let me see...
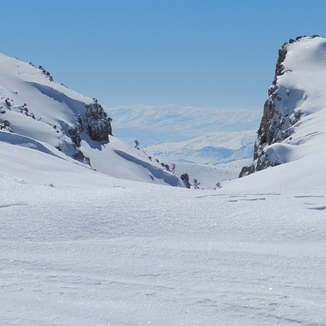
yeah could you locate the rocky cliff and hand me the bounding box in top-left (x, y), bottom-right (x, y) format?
top-left (239, 35), bottom-right (320, 177)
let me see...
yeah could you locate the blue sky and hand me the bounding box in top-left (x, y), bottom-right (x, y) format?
top-left (2, 1), bottom-right (326, 110)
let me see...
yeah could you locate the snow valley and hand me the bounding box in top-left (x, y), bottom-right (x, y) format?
top-left (1, 36), bottom-right (326, 325)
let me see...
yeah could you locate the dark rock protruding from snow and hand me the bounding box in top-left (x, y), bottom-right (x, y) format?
top-left (84, 98), bottom-right (112, 142)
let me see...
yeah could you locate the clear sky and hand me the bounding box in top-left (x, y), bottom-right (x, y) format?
top-left (2, 0), bottom-right (326, 110)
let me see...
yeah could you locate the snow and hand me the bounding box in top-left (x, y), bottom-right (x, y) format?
top-left (143, 130), bottom-right (257, 165)
top-left (1, 152), bottom-right (326, 325)
top-left (1, 37), bottom-right (326, 325)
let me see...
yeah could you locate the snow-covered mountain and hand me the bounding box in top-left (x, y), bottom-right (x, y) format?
top-left (2, 37), bottom-right (326, 326)
top-left (0, 53), bottom-right (182, 187)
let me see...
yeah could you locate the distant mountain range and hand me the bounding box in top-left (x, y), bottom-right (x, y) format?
top-left (108, 105), bottom-right (261, 165)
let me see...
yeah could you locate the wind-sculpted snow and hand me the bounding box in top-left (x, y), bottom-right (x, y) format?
top-left (29, 82), bottom-right (87, 118)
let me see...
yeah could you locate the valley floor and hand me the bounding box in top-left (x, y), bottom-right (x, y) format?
top-left (1, 177), bottom-right (326, 325)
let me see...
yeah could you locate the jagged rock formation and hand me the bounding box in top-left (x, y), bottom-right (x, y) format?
top-left (68, 98), bottom-right (113, 146)
top-left (239, 35), bottom-right (319, 178)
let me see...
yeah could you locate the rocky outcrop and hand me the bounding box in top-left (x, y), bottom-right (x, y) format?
top-left (68, 98), bottom-right (113, 148)
top-left (59, 97), bottom-right (113, 166)
top-left (82, 98), bottom-right (112, 142)
top-left (69, 125), bottom-right (81, 148)
top-left (66, 98), bottom-right (113, 165)
top-left (239, 35), bottom-right (319, 178)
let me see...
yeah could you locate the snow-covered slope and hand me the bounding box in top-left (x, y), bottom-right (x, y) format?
top-left (0, 54), bottom-right (182, 186)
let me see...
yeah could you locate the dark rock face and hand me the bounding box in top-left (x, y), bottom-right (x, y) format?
top-left (239, 35), bottom-right (319, 178)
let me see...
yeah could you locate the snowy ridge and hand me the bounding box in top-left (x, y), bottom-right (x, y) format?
top-left (143, 131), bottom-right (256, 189)
top-left (0, 53), bottom-right (182, 186)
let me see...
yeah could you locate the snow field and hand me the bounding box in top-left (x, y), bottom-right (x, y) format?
top-left (1, 173), bottom-right (326, 325)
